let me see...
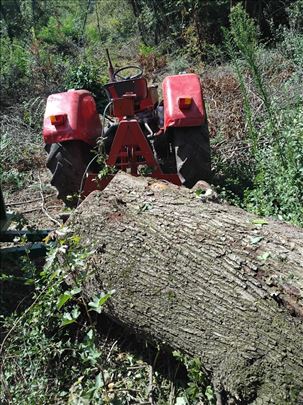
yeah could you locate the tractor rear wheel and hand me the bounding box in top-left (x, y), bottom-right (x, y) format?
top-left (46, 141), bottom-right (94, 207)
top-left (172, 124), bottom-right (211, 188)
top-left (102, 124), bottom-right (118, 155)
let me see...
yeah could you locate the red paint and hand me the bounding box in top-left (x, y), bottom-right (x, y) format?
top-left (162, 74), bottom-right (206, 129)
top-left (112, 93), bottom-right (136, 117)
top-left (104, 78), bottom-right (148, 106)
top-left (82, 119), bottom-right (181, 198)
top-left (43, 90), bottom-right (102, 145)
top-left (43, 76), bottom-right (202, 203)
top-left (107, 120), bottom-right (157, 170)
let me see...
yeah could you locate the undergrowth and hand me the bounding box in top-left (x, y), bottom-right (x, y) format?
top-left (0, 229), bottom-right (215, 404)
top-left (215, 3), bottom-right (303, 227)
top-left (1, 2), bottom-right (302, 404)
top-left (0, 99), bottom-right (45, 191)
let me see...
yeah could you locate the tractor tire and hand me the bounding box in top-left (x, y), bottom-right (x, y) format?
top-left (102, 125), bottom-right (118, 155)
top-left (46, 141), bottom-right (94, 207)
top-left (172, 124), bottom-right (211, 188)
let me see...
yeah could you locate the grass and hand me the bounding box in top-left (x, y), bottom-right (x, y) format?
top-left (212, 3), bottom-right (303, 227)
top-left (0, 101), bottom-right (45, 192)
top-left (0, 230), bottom-right (214, 405)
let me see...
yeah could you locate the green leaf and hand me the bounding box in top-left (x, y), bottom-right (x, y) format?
top-left (57, 287), bottom-right (81, 310)
top-left (70, 287), bottom-right (82, 295)
top-left (175, 397), bottom-right (188, 405)
top-left (138, 203), bottom-right (153, 213)
top-left (71, 306), bottom-right (80, 319)
top-left (195, 188), bottom-right (206, 197)
top-left (70, 235), bottom-right (81, 245)
top-left (60, 313), bottom-right (76, 327)
top-left (257, 252), bottom-right (271, 261)
top-left (88, 290), bottom-right (115, 313)
top-left (205, 385), bottom-right (214, 401)
top-left (98, 292), bottom-right (112, 307)
top-left (24, 278), bottom-right (35, 285)
top-left (251, 218), bottom-right (268, 225)
top-left (95, 372), bottom-right (104, 389)
top-left (87, 329), bottom-right (94, 340)
top-left (57, 293), bottom-right (72, 310)
top-left (61, 318), bottom-right (76, 327)
top-left (60, 306), bottom-right (80, 327)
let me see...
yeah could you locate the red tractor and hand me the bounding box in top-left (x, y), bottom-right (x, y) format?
top-left (43, 52), bottom-right (211, 207)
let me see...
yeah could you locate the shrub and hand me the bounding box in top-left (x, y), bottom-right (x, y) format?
top-left (223, 4), bottom-right (303, 226)
top-left (278, 0), bottom-right (303, 69)
top-left (64, 57), bottom-right (108, 112)
top-left (37, 14), bottom-right (82, 49)
top-left (244, 105), bottom-right (303, 225)
top-left (0, 35), bottom-right (32, 104)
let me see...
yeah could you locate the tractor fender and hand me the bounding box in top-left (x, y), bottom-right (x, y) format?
top-left (162, 74), bottom-right (206, 130)
top-left (43, 90), bottom-right (102, 146)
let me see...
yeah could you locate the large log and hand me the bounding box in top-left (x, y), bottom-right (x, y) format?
top-left (69, 172), bottom-right (303, 404)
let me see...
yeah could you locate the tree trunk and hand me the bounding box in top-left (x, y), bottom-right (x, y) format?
top-left (69, 172), bottom-right (303, 404)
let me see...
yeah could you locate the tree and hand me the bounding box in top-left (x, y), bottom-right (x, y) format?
top-left (127, 0), bottom-right (295, 57)
top-left (69, 172), bottom-right (303, 404)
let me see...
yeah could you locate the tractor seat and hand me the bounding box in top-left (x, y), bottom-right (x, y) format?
top-left (103, 77), bottom-right (148, 102)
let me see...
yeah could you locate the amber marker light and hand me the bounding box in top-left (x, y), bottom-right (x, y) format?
top-left (50, 114), bottom-right (67, 126)
top-left (178, 97), bottom-right (192, 109)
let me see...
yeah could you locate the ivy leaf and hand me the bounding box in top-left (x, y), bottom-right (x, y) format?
top-left (88, 290), bottom-right (115, 314)
top-left (95, 372), bottom-right (104, 389)
top-left (57, 287), bottom-right (81, 310)
top-left (205, 385), bottom-right (214, 401)
top-left (60, 306), bottom-right (80, 327)
top-left (60, 312), bottom-right (76, 327)
top-left (195, 188), bottom-right (206, 197)
top-left (71, 306), bottom-right (80, 319)
top-left (172, 350), bottom-right (184, 362)
top-left (70, 235), bottom-right (81, 245)
top-left (138, 203), bottom-right (153, 213)
top-left (70, 287), bottom-right (82, 295)
top-left (251, 218), bottom-right (268, 225)
top-left (86, 329), bottom-right (94, 340)
top-left (57, 292), bottom-right (72, 310)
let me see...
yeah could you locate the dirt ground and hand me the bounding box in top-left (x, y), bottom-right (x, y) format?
top-left (3, 168), bottom-right (64, 231)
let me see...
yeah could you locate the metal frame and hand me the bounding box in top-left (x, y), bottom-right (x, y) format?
top-left (82, 93), bottom-right (181, 197)
top-left (0, 187), bottom-right (52, 258)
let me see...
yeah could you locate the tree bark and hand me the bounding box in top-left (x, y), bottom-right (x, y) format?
top-left (69, 172), bottom-right (303, 404)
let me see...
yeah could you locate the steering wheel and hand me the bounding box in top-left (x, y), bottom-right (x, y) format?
top-left (113, 65), bottom-right (143, 81)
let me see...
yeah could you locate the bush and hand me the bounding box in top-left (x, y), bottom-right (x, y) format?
top-left (244, 105), bottom-right (303, 225)
top-left (0, 100), bottom-right (45, 191)
top-left (0, 36), bottom-right (32, 104)
top-left (37, 15), bottom-right (82, 47)
top-left (278, 0), bottom-right (303, 69)
top-left (64, 56), bottom-right (108, 112)
top-left (222, 3), bottom-right (303, 226)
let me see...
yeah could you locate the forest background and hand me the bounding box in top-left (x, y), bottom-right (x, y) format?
top-left (0, 1), bottom-right (303, 404)
top-left (1, 0), bottom-right (302, 225)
